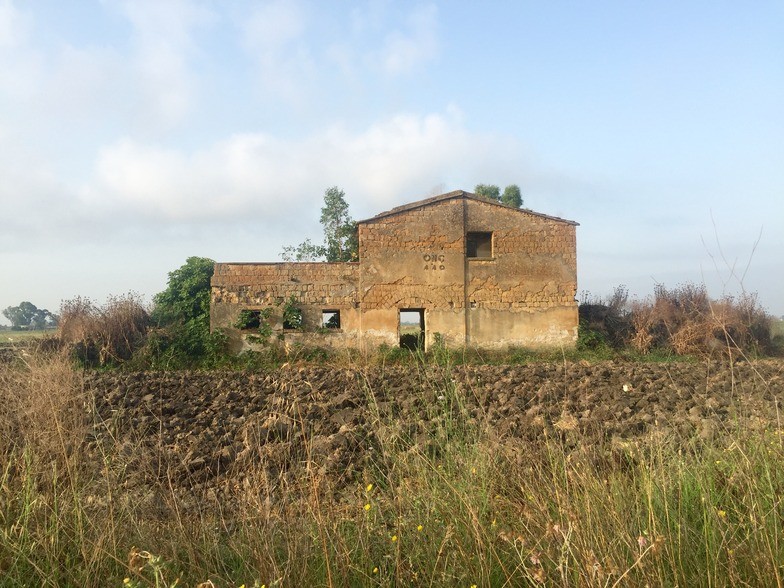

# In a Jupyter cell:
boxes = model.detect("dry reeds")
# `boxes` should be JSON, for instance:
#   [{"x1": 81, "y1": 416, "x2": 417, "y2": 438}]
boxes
[
  {"x1": 59, "y1": 293, "x2": 149, "y2": 366},
  {"x1": 584, "y1": 282, "x2": 774, "y2": 358}
]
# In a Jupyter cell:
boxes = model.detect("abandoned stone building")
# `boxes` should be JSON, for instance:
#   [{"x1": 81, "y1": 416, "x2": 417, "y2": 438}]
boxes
[{"x1": 210, "y1": 190, "x2": 579, "y2": 352}]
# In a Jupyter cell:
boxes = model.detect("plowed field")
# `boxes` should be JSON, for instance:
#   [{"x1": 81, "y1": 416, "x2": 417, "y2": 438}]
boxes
[{"x1": 82, "y1": 360, "x2": 784, "y2": 504}]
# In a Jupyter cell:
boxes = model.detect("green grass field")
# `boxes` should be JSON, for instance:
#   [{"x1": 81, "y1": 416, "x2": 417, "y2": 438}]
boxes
[{"x1": 0, "y1": 329, "x2": 53, "y2": 343}]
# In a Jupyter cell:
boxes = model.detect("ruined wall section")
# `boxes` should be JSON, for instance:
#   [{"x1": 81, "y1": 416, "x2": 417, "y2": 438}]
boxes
[
  {"x1": 465, "y1": 200, "x2": 577, "y2": 310},
  {"x1": 211, "y1": 262, "x2": 360, "y2": 351},
  {"x1": 358, "y1": 198, "x2": 468, "y2": 347},
  {"x1": 464, "y1": 199, "x2": 578, "y2": 347}
]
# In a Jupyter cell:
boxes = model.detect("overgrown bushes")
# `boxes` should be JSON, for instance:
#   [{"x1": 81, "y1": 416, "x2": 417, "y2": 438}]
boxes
[
  {"x1": 53, "y1": 262, "x2": 779, "y2": 369},
  {"x1": 59, "y1": 293, "x2": 149, "y2": 366},
  {"x1": 580, "y1": 283, "x2": 776, "y2": 358},
  {"x1": 57, "y1": 257, "x2": 232, "y2": 369}
]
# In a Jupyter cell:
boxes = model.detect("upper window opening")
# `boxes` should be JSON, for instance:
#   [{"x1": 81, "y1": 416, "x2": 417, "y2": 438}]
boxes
[
  {"x1": 322, "y1": 310, "x2": 341, "y2": 329},
  {"x1": 467, "y1": 232, "x2": 493, "y2": 258}
]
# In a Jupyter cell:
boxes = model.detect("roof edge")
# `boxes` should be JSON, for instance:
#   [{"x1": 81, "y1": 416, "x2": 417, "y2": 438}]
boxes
[{"x1": 357, "y1": 190, "x2": 579, "y2": 226}]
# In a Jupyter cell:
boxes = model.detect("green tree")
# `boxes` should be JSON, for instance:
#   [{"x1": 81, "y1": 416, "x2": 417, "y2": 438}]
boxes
[
  {"x1": 321, "y1": 186, "x2": 358, "y2": 262},
  {"x1": 281, "y1": 186, "x2": 358, "y2": 262},
  {"x1": 281, "y1": 238, "x2": 325, "y2": 262},
  {"x1": 474, "y1": 184, "x2": 501, "y2": 202},
  {"x1": 152, "y1": 257, "x2": 215, "y2": 326},
  {"x1": 2, "y1": 301, "x2": 57, "y2": 329},
  {"x1": 474, "y1": 183, "x2": 523, "y2": 208},
  {"x1": 150, "y1": 257, "x2": 223, "y2": 364},
  {"x1": 501, "y1": 184, "x2": 523, "y2": 208}
]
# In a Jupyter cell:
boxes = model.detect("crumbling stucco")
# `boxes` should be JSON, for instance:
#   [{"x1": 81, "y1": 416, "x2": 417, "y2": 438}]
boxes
[{"x1": 211, "y1": 190, "x2": 578, "y2": 352}]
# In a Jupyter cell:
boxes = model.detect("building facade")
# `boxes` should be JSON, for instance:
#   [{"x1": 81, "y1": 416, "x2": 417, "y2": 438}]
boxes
[{"x1": 210, "y1": 190, "x2": 579, "y2": 352}]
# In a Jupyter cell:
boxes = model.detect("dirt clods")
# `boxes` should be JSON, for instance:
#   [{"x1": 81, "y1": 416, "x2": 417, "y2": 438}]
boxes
[{"x1": 82, "y1": 360, "x2": 784, "y2": 503}]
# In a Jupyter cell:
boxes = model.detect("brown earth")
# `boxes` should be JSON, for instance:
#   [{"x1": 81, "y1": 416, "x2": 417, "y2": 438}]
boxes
[{"x1": 80, "y1": 360, "x2": 784, "y2": 507}]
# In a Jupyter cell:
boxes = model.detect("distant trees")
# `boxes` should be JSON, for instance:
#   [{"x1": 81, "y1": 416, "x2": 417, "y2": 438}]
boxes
[
  {"x1": 282, "y1": 186, "x2": 358, "y2": 262},
  {"x1": 2, "y1": 301, "x2": 58, "y2": 330},
  {"x1": 501, "y1": 184, "x2": 523, "y2": 208},
  {"x1": 474, "y1": 183, "x2": 523, "y2": 208}
]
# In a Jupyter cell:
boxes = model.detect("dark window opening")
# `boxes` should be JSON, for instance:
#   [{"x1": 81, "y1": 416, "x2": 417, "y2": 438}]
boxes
[
  {"x1": 467, "y1": 232, "x2": 493, "y2": 258},
  {"x1": 322, "y1": 310, "x2": 341, "y2": 329},
  {"x1": 399, "y1": 309, "x2": 424, "y2": 350},
  {"x1": 235, "y1": 309, "x2": 262, "y2": 330}
]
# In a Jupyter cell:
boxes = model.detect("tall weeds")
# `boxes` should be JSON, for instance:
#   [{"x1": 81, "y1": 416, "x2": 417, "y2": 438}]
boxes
[
  {"x1": 0, "y1": 350, "x2": 782, "y2": 586},
  {"x1": 582, "y1": 282, "x2": 775, "y2": 358},
  {"x1": 59, "y1": 293, "x2": 149, "y2": 366}
]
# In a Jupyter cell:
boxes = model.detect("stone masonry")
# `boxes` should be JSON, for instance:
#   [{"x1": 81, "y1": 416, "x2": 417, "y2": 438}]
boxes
[{"x1": 210, "y1": 190, "x2": 579, "y2": 352}]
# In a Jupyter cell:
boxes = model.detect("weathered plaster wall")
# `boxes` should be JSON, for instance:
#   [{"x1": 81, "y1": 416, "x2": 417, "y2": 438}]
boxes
[
  {"x1": 210, "y1": 192, "x2": 578, "y2": 352},
  {"x1": 463, "y1": 199, "x2": 578, "y2": 346},
  {"x1": 211, "y1": 262, "x2": 360, "y2": 352},
  {"x1": 358, "y1": 197, "x2": 578, "y2": 348},
  {"x1": 358, "y1": 198, "x2": 467, "y2": 349}
]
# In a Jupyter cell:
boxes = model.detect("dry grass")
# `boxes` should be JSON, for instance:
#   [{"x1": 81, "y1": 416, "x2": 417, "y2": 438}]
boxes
[
  {"x1": 0, "y1": 352, "x2": 782, "y2": 587},
  {"x1": 586, "y1": 283, "x2": 775, "y2": 358},
  {"x1": 59, "y1": 293, "x2": 149, "y2": 366}
]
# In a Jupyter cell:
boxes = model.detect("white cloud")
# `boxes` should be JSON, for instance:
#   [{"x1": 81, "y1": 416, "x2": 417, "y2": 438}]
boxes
[
  {"x1": 239, "y1": 1, "x2": 441, "y2": 105},
  {"x1": 242, "y1": 0, "x2": 306, "y2": 51},
  {"x1": 115, "y1": 0, "x2": 214, "y2": 128},
  {"x1": 43, "y1": 43, "x2": 124, "y2": 121},
  {"x1": 379, "y1": 3, "x2": 439, "y2": 75},
  {"x1": 0, "y1": 0, "x2": 29, "y2": 48},
  {"x1": 240, "y1": 0, "x2": 314, "y2": 101},
  {"x1": 80, "y1": 107, "x2": 517, "y2": 227},
  {"x1": 0, "y1": 1, "x2": 42, "y2": 100}
]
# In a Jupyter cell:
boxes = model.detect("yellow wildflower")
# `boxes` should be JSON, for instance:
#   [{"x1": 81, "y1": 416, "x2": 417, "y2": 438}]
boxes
[{"x1": 364, "y1": 503, "x2": 371, "y2": 511}]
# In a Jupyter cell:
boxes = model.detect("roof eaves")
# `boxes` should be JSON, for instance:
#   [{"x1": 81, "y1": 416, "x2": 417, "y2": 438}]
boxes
[
  {"x1": 357, "y1": 190, "x2": 468, "y2": 223},
  {"x1": 358, "y1": 189, "x2": 578, "y2": 226}
]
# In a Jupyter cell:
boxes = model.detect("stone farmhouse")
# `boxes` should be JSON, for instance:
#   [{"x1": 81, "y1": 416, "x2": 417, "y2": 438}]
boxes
[{"x1": 210, "y1": 190, "x2": 579, "y2": 352}]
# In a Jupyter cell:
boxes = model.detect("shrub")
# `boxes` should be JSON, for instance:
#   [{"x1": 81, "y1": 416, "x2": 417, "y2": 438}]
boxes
[
  {"x1": 628, "y1": 284, "x2": 773, "y2": 357},
  {"x1": 59, "y1": 293, "x2": 149, "y2": 366},
  {"x1": 140, "y1": 257, "x2": 231, "y2": 369},
  {"x1": 582, "y1": 283, "x2": 775, "y2": 358},
  {"x1": 578, "y1": 285, "x2": 631, "y2": 349}
]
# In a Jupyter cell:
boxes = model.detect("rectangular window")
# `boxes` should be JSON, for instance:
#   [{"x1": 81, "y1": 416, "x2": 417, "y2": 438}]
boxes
[
  {"x1": 321, "y1": 310, "x2": 341, "y2": 329},
  {"x1": 283, "y1": 308, "x2": 303, "y2": 330},
  {"x1": 466, "y1": 232, "x2": 493, "y2": 258},
  {"x1": 235, "y1": 309, "x2": 262, "y2": 330}
]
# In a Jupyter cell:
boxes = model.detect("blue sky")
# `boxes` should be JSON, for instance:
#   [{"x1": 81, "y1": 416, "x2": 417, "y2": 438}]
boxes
[{"x1": 1, "y1": 0, "x2": 782, "y2": 324}]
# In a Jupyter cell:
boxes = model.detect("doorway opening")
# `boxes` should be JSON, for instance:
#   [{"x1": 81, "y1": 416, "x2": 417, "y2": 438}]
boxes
[{"x1": 399, "y1": 309, "x2": 425, "y2": 350}]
